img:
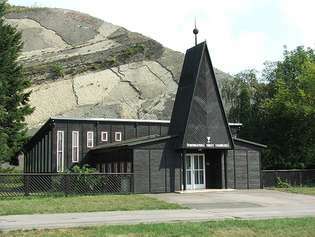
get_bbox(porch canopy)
[90,134,175,154]
[81,134,176,174]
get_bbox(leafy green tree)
[0,1,33,163]
[223,46,315,169]
[262,46,315,169]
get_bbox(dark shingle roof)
[89,134,176,152]
[233,137,267,149]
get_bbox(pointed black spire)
[169,42,233,150]
[193,18,199,46]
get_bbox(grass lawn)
[274,186,315,196]
[0,194,183,216]
[1,218,315,237]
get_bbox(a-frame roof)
[169,41,234,149]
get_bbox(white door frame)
[185,153,206,190]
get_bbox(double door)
[185,153,205,190]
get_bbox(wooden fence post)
[299,171,303,187]
[63,174,70,196]
[24,175,30,196]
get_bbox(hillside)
[5,6,232,132]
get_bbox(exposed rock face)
[5,7,232,132]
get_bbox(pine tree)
[0,1,33,163]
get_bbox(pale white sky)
[9,0,315,74]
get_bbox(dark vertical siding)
[48,130,52,172]
[149,150,166,193]
[136,124,149,137]
[221,152,226,188]
[234,150,248,189]
[44,134,48,172]
[161,125,169,136]
[149,125,160,136]
[248,151,261,188]
[133,147,181,194]
[133,150,150,193]
[225,143,262,189]
[125,124,136,140]
[226,150,235,188]
[41,138,45,172]
[51,124,57,172]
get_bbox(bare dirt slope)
[5,7,232,132]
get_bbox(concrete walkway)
[1,190,315,231]
[1,207,315,231]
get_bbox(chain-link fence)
[263,169,315,187]
[0,173,133,198]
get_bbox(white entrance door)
[185,154,206,190]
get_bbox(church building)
[23,40,266,193]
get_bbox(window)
[115,132,122,142]
[101,131,108,142]
[72,131,79,162]
[87,131,94,148]
[56,131,64,172]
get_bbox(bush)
[69,164,96,174]
[50,63,65,79]
[276,177,291,188]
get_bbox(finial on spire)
[193,18,199,46]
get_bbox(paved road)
[1,190,315,231]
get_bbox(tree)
[0,1,33,163]
[221,69,267,139]
[223,46,315,169]
[262,46,315,169]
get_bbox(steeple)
[168,42,233,150]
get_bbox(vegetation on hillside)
[222,46,315,169]
[4,2,45,14]
[0,1,33,163]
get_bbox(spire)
[193,18,199,46]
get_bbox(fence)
[0,173,133,198]
[263,169,315,187]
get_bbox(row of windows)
[56,130,123,172]
[96,162,132,173]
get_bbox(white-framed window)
[115,132,122,142]
[101,131,108,142]
[87,131,94,148]
[56,130,64,172]
[72,131,79,162]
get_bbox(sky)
[8,0,315,75]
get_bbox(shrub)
[50,63,65,79]
[69,164,96,174]
[276,177,291,188]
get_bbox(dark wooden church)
[23,41,266,193]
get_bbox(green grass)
[0,194,183,216]
[274,186,315,196]
[1,218,315,237]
